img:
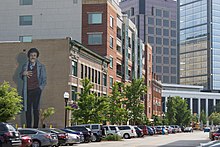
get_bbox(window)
[95,70,97,83]
[156,47,162,54]
[88,13,102,24]
[72,61,77,76]
[163,47,169,55]
[20,0,32,5]
[171,39,176,46]
[148,36,154,44]
[163,66,169,73]
[156,37,162,45]
[81,64,84,79]
[103,74,107,86]
[163,76,169,83]
[171,67,176,74]
[171,48,176,55]
[19,15,32,25]
[109,77,113,88]
[156,28,162,35]
[163,38,169,46]
[171,76,176,83]
[163,10,169,18]
[156,56,161,63]
[156,9,162,17]
[171,30,176,37]
[148,27,154,34]
[171,21,176,28]
[148,17,154,25]
[163,57,169,64]
[163,29,169,36]
[117,45,121,53]
[156,18,162,26]
[110,56,113,68]
[72,86,77,101]
[88,33,102,45]
[98,71,100,84]
[110,16,114,28]
[110,36,113,48]
[19,36,32,42]
[156,66,161,72]
[88,67,91,79]
[131,7,134,16]
[163,20,169,27]
[92,69,94,82]
[171,58,176,65]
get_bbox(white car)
[103,125,122,137]
[118,125,137,139]
[66,133,80,145]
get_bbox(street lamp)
[64,92,69,128]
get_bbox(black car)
[0,122,22,147]
[39,128,68,146]
[66,126,91,143]
[134,126,144,137]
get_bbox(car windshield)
[53,128,65,133]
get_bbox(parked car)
[39,128,68,146]
[147,127,154,135]
[210,128,220,140]
[118,125,137,139]
[103,125,122,137]
[78,124,105,142]
[184,127,193,132]
[65,133,80,145]
[171,125,182,133]
[18,128,58,147]
[204,127,211,132]
[137,125,148,135]
[66,126,91,143]
[166,126,176,134]
[155,126,163,134]
[20,135,32,147]
[134,126,144,137]
[0,122,22,147]
[60,128,84,143]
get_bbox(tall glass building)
[178,0,220,91]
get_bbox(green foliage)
[102,134,122,141]
[72,78,109,124]
[209,112,220,125]
[166,96,191,126]
[40,107,55,128]
[107,82,126,125]
[152,115,162,125]
[200,110,207,124]
[191,113,198,123]
[124,79,147,125]
[0,82,23,122]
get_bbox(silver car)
[18,128,58,147]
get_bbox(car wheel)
[91,135,97,142]
[123,133,130,139]
[32,140,41,147]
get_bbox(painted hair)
[27,48,39,58]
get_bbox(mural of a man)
[20,48,46,128]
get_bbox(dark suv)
[0,122,22,147]
[66,126,91,143]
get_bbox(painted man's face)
[29,52,38,63]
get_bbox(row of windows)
[153,47,176,55]
[148,27,176,37]
[155,56,177,65]
[153,8,170,18]
[148,36,176,46]
[148,17,176,28]
[72,61,107,86]
[155,66,177,74]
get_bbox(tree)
[200,109,207,124]
[0,82,23,122]
[166,96,191,126]
[209,112,220,125]
[124,79,147,125]
[72,78,108,124]
[107,82,126,125]
[40,107,55,128]
[166,96,177,125]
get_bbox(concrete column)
[214,99,216,107]
[198,98,201,117]
[190,98,193,114]
[165,97,168,112]
[206,99,208,117]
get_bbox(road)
[67,131,210,147]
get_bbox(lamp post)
[64,92,69,128]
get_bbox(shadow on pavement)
[158,140,210,147]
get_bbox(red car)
[20,135,32,147]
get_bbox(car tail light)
[131,129,134,133]
[44,134,52,139]
[58,134,66,139]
